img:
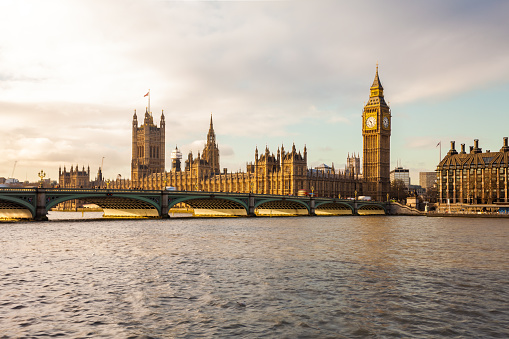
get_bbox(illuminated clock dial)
[366,116,376,128]
[383,116,389,128]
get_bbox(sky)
[1,0,508,184]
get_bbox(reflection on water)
[1,216,508,337]
[48,210,105,220]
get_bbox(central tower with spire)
[201,114,220,175]
[362,65,391,201]
[131,107,165,187]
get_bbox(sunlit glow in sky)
[1,0,508,184]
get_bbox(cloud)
[0,0,508,181]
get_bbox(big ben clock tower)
[362,65,391,201]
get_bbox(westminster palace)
[63,67,393,201]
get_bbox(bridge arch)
[254,198,310,216]
[168,195,249,216]
[357,203,386,215]
[46,193,161,218]
[314,201,354,215]
[0,196,35,219]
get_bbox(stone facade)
[437,139,509,204]
[130,138,363,198]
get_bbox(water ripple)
[1,216,508,337]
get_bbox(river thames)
[1,214,508,338]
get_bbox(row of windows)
[441,168,508,175]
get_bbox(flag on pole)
[144,91,149,97]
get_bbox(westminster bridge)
[0,188,389,220]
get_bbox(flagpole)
[148,89,151,116]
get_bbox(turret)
[170,145,182,171]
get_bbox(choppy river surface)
[1,215,508,338]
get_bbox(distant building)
[419,172,436,190]
[57,165,103,210]
[59,165,91,188]
[313,163,335,175]
[437,138,509,204]
[409,184,425,196]
[390,167,410,188]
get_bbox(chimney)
[501,137,509,152]
[460,144,466,154]
[472,139,482,154]
[448,141,458,155]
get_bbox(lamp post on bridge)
[38,170,46,188]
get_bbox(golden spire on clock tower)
[370,64,384,97]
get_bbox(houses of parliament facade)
[66,67,392,201]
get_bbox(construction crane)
[10,161,17,178]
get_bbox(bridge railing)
[0,187,387,204]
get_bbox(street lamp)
[38,170,46,188]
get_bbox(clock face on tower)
[383,116,389,129]
[366,116,376,129]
